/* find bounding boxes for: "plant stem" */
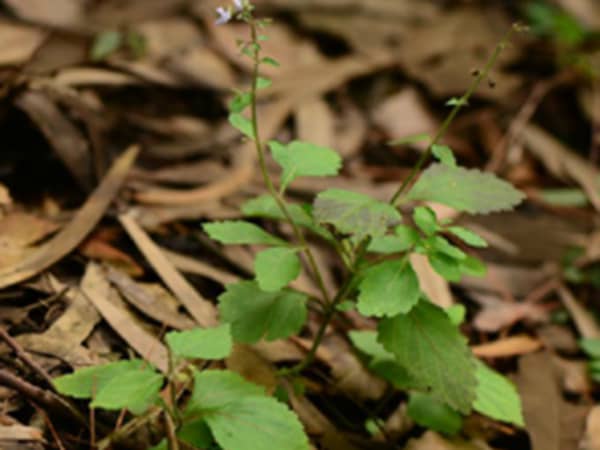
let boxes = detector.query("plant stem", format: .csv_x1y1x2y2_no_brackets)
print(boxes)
248,21,331,304
389,26,516,205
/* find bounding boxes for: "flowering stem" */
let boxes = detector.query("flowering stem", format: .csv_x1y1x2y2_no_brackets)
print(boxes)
389,26,516,205
247,21,331,305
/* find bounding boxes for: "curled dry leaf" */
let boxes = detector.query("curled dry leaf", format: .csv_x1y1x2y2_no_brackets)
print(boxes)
471,335,542,358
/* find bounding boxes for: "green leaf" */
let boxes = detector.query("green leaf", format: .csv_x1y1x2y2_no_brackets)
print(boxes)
459,255,487,277
203,220,285,246
378,300,477,413
54,359,145,399
357,259,420,317
432,145,457,167
406,164,525,214
413,206,439,236
218,281,307,343
407,392,463,435
428,252,462,282
447,226,488,248
427,236,466,260
313,189,401,241
257,76,272,89
349,330,423,390
445,304,466,326
177,420,213,448
91,30,122,61
185,370,309,450
269,141,342,191
90,368,163,414
580,339,600,359
261,56,280,67
185,370,264,416
229,92,252,113
125,30,146,59
166,324,232,360
474,361,524,426
368,225,420,255
242,195,333,240
255,247,301,292
229,113,255,139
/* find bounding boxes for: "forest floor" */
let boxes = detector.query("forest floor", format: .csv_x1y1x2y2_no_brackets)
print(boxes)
0,0,599,449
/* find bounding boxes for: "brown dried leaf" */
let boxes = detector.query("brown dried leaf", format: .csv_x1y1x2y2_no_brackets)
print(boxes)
4,0,84,28
119,212,218,327
0,145,138,289
82,263,169,373
0,23,46,66
522,124,600,211
404,431,493,450
472,335,542,358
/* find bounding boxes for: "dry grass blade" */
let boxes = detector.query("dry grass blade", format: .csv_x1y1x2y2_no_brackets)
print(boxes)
81,263,169,373
119,212,218,327
0,145,139,290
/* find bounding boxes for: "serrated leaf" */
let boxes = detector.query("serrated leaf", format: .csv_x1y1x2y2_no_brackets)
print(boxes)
218,281,307,343
229,113,255,139
349,330,423,390
242,195,332,240
368,225,420,254
406,164,525,214
54,359,145,399
90,368,163,414
185,370,264,415
313,189,401,241
474,361,524,426
166,324,232,360
177,420,213,448
269,141,342,191
203,220,285,246
378,300,477,413
185,370,309,450
255,247,301,291
91,30,122,61
357,259,420,317
432,144,457,167
229,92,252,113
447,226,488,248
413,206,439,236
407,392,463,435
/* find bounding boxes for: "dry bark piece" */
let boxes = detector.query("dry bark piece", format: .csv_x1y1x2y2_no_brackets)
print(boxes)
0,145,139,290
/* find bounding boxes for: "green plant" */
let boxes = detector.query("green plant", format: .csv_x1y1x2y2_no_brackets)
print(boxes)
54,1,526,447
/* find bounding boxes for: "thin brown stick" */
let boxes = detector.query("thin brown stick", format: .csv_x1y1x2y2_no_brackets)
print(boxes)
0,326,54,389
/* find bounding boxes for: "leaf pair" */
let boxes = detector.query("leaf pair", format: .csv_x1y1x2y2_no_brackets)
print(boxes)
204,220,301,292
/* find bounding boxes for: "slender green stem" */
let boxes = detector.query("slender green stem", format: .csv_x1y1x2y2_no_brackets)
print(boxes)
389,26,515,205
248,21,331,304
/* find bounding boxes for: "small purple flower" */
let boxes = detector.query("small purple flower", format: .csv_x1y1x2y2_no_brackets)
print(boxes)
215,6,232,25
233,0,244,12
